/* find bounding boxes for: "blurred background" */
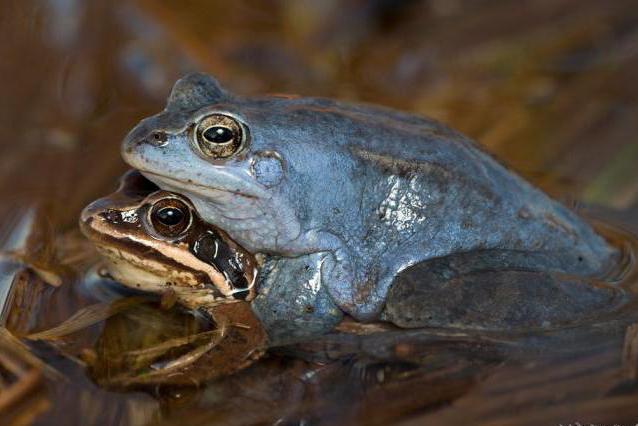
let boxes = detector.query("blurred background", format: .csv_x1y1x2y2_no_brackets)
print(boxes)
1,0,637,231
1,1,638,424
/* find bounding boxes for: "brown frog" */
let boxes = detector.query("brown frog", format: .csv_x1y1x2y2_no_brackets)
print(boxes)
80,171,266,383
119,73,625,341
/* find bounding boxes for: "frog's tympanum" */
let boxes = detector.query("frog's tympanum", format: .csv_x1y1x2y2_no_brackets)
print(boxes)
109,73,625,343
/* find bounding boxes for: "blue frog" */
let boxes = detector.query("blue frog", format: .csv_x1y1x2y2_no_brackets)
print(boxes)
119,73,623,342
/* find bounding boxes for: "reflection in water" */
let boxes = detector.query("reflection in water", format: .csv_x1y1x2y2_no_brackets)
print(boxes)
0,207,39,321
1,0,638,424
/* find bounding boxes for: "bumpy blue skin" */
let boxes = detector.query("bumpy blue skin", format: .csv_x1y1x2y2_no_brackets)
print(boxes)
122,73,620,341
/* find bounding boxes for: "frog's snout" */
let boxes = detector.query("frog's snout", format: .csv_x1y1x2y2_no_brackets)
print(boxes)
80,198,110,227
121,128,156,172
121,128,144,161
122,129,151,155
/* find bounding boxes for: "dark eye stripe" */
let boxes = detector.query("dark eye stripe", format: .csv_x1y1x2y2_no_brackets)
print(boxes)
232,289,249,300
191,232,248,292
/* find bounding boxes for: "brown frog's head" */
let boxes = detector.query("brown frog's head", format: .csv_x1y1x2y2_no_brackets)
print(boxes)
80,170,257,309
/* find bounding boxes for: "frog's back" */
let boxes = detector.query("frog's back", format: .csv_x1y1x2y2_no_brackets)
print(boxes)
249,94,528,187
246,94,616,277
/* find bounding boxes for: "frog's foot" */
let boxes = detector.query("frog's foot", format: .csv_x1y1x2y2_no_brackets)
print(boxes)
382,252,627,331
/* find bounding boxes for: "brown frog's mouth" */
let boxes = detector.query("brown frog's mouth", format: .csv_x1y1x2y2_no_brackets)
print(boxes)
103,234,222,289
82,216,229,303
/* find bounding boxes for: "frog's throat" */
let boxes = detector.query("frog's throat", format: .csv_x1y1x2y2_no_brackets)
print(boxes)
141,171,304,254
101,256,236,310
94,244,226,301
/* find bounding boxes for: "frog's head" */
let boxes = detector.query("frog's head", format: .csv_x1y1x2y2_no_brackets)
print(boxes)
121,73,359,255
80,170,257,309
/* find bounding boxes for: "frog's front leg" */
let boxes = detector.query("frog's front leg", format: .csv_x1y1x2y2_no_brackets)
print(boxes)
382,250,627,330
287,229,368,321
319,246,363,316
251,253,344,346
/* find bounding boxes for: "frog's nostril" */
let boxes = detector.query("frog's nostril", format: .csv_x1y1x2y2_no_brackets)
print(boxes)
123,126,166,152
102,210,122,223
146,131,168,146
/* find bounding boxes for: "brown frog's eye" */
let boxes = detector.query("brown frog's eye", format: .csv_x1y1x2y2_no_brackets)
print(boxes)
194,113,245,159
149,198,192,238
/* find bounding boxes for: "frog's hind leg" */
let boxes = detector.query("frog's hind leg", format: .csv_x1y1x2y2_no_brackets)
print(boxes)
381,250,627,331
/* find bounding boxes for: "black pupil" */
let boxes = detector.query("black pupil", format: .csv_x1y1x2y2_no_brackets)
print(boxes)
156,207,184,226
203,126,233,144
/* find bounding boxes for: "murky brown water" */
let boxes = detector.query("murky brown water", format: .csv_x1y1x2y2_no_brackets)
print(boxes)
1,1,638,424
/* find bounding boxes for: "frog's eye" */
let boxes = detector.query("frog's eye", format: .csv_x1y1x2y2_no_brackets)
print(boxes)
149,198,192,238
194,114,245,159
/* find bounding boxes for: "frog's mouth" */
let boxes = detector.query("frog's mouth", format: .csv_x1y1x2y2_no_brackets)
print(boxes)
88,230,258,312
82,221,232,305
141,170,263,201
